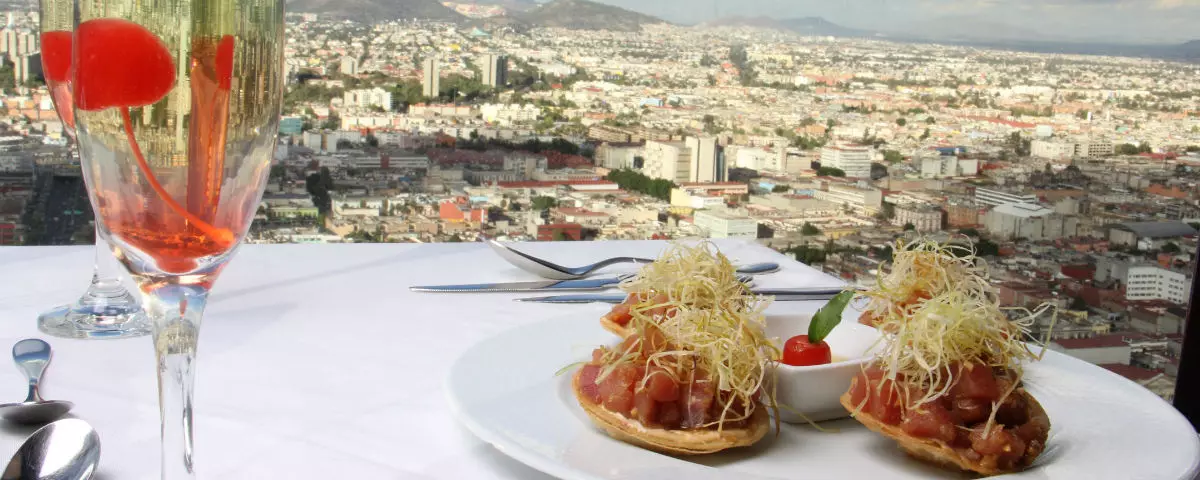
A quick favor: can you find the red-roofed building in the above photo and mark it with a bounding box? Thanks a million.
[1061,264,1095,281]
[0,223,19,245]
[537,223,582,241]
[1051,333,1136,365]
[1099,364,1162,382]
[439,200,486,223]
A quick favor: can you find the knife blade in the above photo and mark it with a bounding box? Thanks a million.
[515,287,849,304]
[410,276,625,293]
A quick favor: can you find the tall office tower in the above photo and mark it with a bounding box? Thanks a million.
[422,58,440,98]
[339,56,358,76]
[819,144,872,178]
[481,54,508,88]
[0,29,10,54]
[685,136,725,182]
[14,31,29,56]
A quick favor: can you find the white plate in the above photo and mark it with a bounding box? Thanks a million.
[446,315,1200,480]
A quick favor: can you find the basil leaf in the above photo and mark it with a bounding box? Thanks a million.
[808,290,855,344]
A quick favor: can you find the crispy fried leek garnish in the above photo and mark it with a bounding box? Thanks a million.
[597,242,780,431]
[860,239,1054,433]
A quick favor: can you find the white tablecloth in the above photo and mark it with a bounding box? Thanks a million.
[0,239,844,479]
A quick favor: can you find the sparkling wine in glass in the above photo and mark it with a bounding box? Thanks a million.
[72,0,284,477]
[36,0,150,339]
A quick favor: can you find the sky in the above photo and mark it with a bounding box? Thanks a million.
[583,0,1200,44]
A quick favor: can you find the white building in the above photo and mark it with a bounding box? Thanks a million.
[1126,265,1192,305]
[693,210,757,239]
[812,183,883,213]
[819,145,872,178]
[503,153,548,179]
[641,140,692,183]
[480,104,538,126]
[595,142,644,170]
[339,56,358,76]
[422,58,440,98]
[1031,139,1114,160]
[894,205,943,232]
[343,87,393,112]
[975,187,1039,207]
[919,155,979,178]
[731,146,786,172]
[480,54,507,88]
[685,136,725,182]
[983,203,1079,240]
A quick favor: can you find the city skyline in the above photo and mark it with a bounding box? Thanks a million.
[580,0,1200,44]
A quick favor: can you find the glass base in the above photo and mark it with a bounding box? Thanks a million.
[38,281,150,339]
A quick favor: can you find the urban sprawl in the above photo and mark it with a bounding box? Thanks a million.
[0,10,1196,402]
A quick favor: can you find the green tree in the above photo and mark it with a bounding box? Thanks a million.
[896,118,907,127]
[1162,242,1181,254]
[1069,297,1088,311]
[552,230,574,241]
[817,167,846,177]
[920,128,931,140]
[801,223,821,236]
[877,203,896,220]
[976,238,1000,257]
[925,116,935,124]
[903,222,915,231]
[882,150,904,164]
[772,184,791,193]
[531,196,558,210]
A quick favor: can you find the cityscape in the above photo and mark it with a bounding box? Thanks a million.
[0,0,1197,404]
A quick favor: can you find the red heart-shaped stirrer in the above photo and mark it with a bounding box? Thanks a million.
[74,18,235,259]
[75,18,176,111]
[216,35,235,91]
[39,31,71,84]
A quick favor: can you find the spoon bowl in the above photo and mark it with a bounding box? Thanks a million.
[0,401,74,426]
[487,240,779,279]
[1,418,100,480]
[0,339,73,425]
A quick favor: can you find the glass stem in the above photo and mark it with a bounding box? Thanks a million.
[145,283,208,480]
[90,227,122,291]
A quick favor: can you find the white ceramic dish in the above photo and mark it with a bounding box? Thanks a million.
[763,313,882,423]
[447,314,1200,480]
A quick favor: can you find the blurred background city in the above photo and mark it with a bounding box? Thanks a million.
[1,0,1197,402]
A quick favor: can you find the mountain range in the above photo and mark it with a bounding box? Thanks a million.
[704,16,868,38]
[517,0,665,31]
[284,0,1199,61]
[286,0,665,31]
[286,0,463,22]
[706,14,1200,62]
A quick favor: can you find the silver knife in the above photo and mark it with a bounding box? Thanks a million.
[410,276,629,293]
[515,287,849,304]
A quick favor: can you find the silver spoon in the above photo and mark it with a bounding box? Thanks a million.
[1,418,100,480]
[0,340,73,425]
[487,240,780,280]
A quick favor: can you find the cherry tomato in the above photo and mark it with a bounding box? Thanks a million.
[781,334,832,366]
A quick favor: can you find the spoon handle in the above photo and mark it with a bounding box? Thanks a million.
[13,339,52,403]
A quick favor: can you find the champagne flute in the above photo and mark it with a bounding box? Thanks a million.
[36,0,150,339]
[72,0,284,477]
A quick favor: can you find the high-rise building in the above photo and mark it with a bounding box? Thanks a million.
[819,145,872,178]
[14,31,34,56]
[481,54,508,88]
[422,58,440,98]
[684,136,726,182]
[641,141,692,183]
[343,87,393,112]
[0,29,11,54]
[11,52,39,85]
[339,56,358,76]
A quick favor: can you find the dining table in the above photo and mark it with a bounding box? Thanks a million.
[0,239,844,479]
